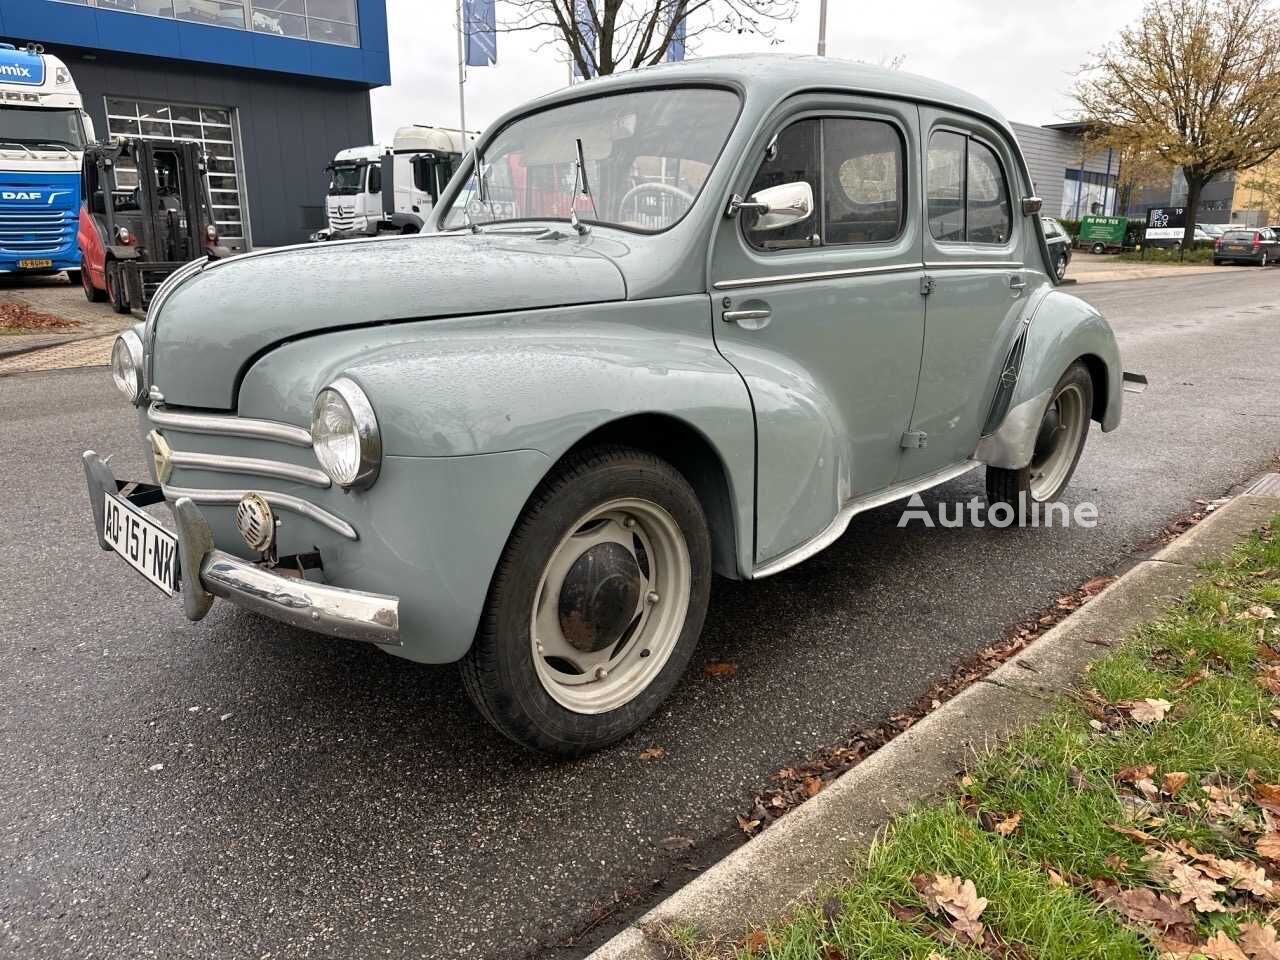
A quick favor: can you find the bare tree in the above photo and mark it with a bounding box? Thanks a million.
[1074,0,1280,248]
[496,0,797,78]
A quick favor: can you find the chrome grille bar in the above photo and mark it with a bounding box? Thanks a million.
[168,450,331,488]
[162,484,357,540]
[149,404,312,447]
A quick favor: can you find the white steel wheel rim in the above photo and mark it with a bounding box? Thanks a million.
[1028,382,1087,502]
[530,497,692,715]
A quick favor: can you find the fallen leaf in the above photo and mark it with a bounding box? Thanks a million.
[1202,931,1248,960]
[820,945,846,960]
[639,745,666,761]
[704,661,737,677]
[1125,698,1173,723]
[1174,669,1210,693]
[1047,867,1067,887]
[921,874,988,944]
[1257,832,1280,861]
[1095,882,1193,928]
[1110,823,1158,844]
[1082,575,1116,595]
[803,776,824,798]
[1154,938,1202,959]
[1239,921,1280,960]
[1118,763,1159,784]
[994,811,1022,837]
[1163,772,1191,796]
[1243,606,1278,622]
[744,929,768,952]
[1255,784,1280,814]
[1143,849,1228,913]
[1135,777,1162,801]
[147,763,163,773]
[735,813,760,835]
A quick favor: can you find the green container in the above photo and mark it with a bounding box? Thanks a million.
[1077,215,1127,246]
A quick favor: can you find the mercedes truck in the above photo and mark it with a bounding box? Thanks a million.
[315,125,477,241]
[0,43,94,285]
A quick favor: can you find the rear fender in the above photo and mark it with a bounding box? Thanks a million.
[974,289,1122,470]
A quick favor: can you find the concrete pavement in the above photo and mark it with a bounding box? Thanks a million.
[0,270,1278,960]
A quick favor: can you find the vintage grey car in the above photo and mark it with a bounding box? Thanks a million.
[84,55,1124,756]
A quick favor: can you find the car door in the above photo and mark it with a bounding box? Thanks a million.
[897,109,1042,481]
[709,96,926,567]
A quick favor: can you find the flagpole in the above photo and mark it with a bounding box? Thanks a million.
[817,0,828,55]
[456,0,467,142]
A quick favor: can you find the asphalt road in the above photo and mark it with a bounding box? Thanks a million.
[2,269,1278,960]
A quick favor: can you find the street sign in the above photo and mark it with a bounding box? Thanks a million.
[1079,215,1127,246]
[1145,206,1186,242]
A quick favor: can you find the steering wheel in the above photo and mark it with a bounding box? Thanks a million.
[618,181,696,225]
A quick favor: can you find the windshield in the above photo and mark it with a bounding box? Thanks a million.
[439,87,740,233]
[0,106,85,150]
[328,163,367,196]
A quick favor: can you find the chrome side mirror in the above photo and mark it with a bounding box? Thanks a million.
[1021,196,1043,215]
[729,181,815,232]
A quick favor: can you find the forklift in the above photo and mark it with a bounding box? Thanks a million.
[77,138,233,314]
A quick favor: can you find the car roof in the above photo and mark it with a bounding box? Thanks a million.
[502,53,1014,138]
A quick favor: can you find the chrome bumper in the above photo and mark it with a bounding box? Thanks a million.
[82,451,400,646]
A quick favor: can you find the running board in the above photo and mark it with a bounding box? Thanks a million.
[751,460,982,579]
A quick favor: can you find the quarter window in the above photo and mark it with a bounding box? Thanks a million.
[744,116,905,251]
[927,130,1013,245]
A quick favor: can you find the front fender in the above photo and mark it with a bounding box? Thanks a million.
[237,295,758,581]
[974,289,1122,470]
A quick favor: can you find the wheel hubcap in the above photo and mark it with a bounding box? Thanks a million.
[531,498,691,714]
[1028,383,1086,502]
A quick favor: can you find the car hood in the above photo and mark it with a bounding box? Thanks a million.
[149,232,628,410]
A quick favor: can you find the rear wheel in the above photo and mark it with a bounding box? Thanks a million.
[1054,251,1068,281]
[1261,251,1269,267]
[1090,241,1106,255]
[986,361,1093,516]
[460,445,711,757]
[80,259,106,302]
[105,261,130,314]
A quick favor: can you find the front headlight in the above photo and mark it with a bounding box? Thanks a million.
[311,377,381,489]
[110,330,144,404]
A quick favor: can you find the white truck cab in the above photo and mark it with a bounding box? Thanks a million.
[319,125,477,241]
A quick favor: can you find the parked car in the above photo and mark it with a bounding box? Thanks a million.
[1041,216,1072,279]
[1198,222,1226,239]
[1214,227,1279,265]
[82,55,1126,756]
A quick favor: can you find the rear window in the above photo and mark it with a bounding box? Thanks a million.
[1222,230,1255,241]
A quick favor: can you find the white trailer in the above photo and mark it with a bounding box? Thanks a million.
[317,125,477,240]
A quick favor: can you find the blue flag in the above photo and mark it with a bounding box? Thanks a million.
[464,0,496,67]
[666,6,686,62]
[573,0,596,78]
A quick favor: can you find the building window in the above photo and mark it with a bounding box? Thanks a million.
[105,97,250,251]
[52,0,360,47]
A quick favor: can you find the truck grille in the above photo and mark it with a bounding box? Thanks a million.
[0,209,75,255]
[329,207,356,230]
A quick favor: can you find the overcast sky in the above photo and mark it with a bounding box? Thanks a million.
[370,0,1146,144]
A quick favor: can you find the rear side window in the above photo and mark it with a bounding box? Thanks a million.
[744,116,905,251]
[927,130,1013,245]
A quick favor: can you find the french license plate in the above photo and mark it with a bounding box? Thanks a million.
[102,493,179,596]
[17,259,53,269]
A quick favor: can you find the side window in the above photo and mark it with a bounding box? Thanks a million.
[744,118,820,251]
[368,165,382,195]
[927,131,966,242]
[967,139,1011,244]
[822,118,904,245]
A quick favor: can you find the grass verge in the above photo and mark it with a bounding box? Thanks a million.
[695,515,1280,960]
[1116,247,1217,264]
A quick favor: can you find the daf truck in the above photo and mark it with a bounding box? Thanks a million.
[0,43,94,285]
[315,125,477,241]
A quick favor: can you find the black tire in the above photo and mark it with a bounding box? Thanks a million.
[1214,258,1223,266]
[460,445,712,757]
[106,261,131,314]
[1090,241,1105,255]
[65,268,81,288]
[986,361,1094,518]
[80,259,106,302]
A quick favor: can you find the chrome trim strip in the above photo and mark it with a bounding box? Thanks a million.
[200,549,400,645]
[713,262,920,290]
[162,484,357,541]
[168,451,331,489]
[923,261,1024,269]
[752,461,982,579]
[149,404,313,447]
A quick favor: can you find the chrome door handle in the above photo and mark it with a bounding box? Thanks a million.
[722,308,771,324]
[1008,275,1027,290]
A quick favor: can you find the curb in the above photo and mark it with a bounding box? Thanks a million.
[587,486,1280,960]
[0,329,115,362]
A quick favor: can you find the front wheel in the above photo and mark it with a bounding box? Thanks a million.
[986,361,1093,515]
[1054,252,1068,281]
[460,446,711,756]
[1090,242,1106,255]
